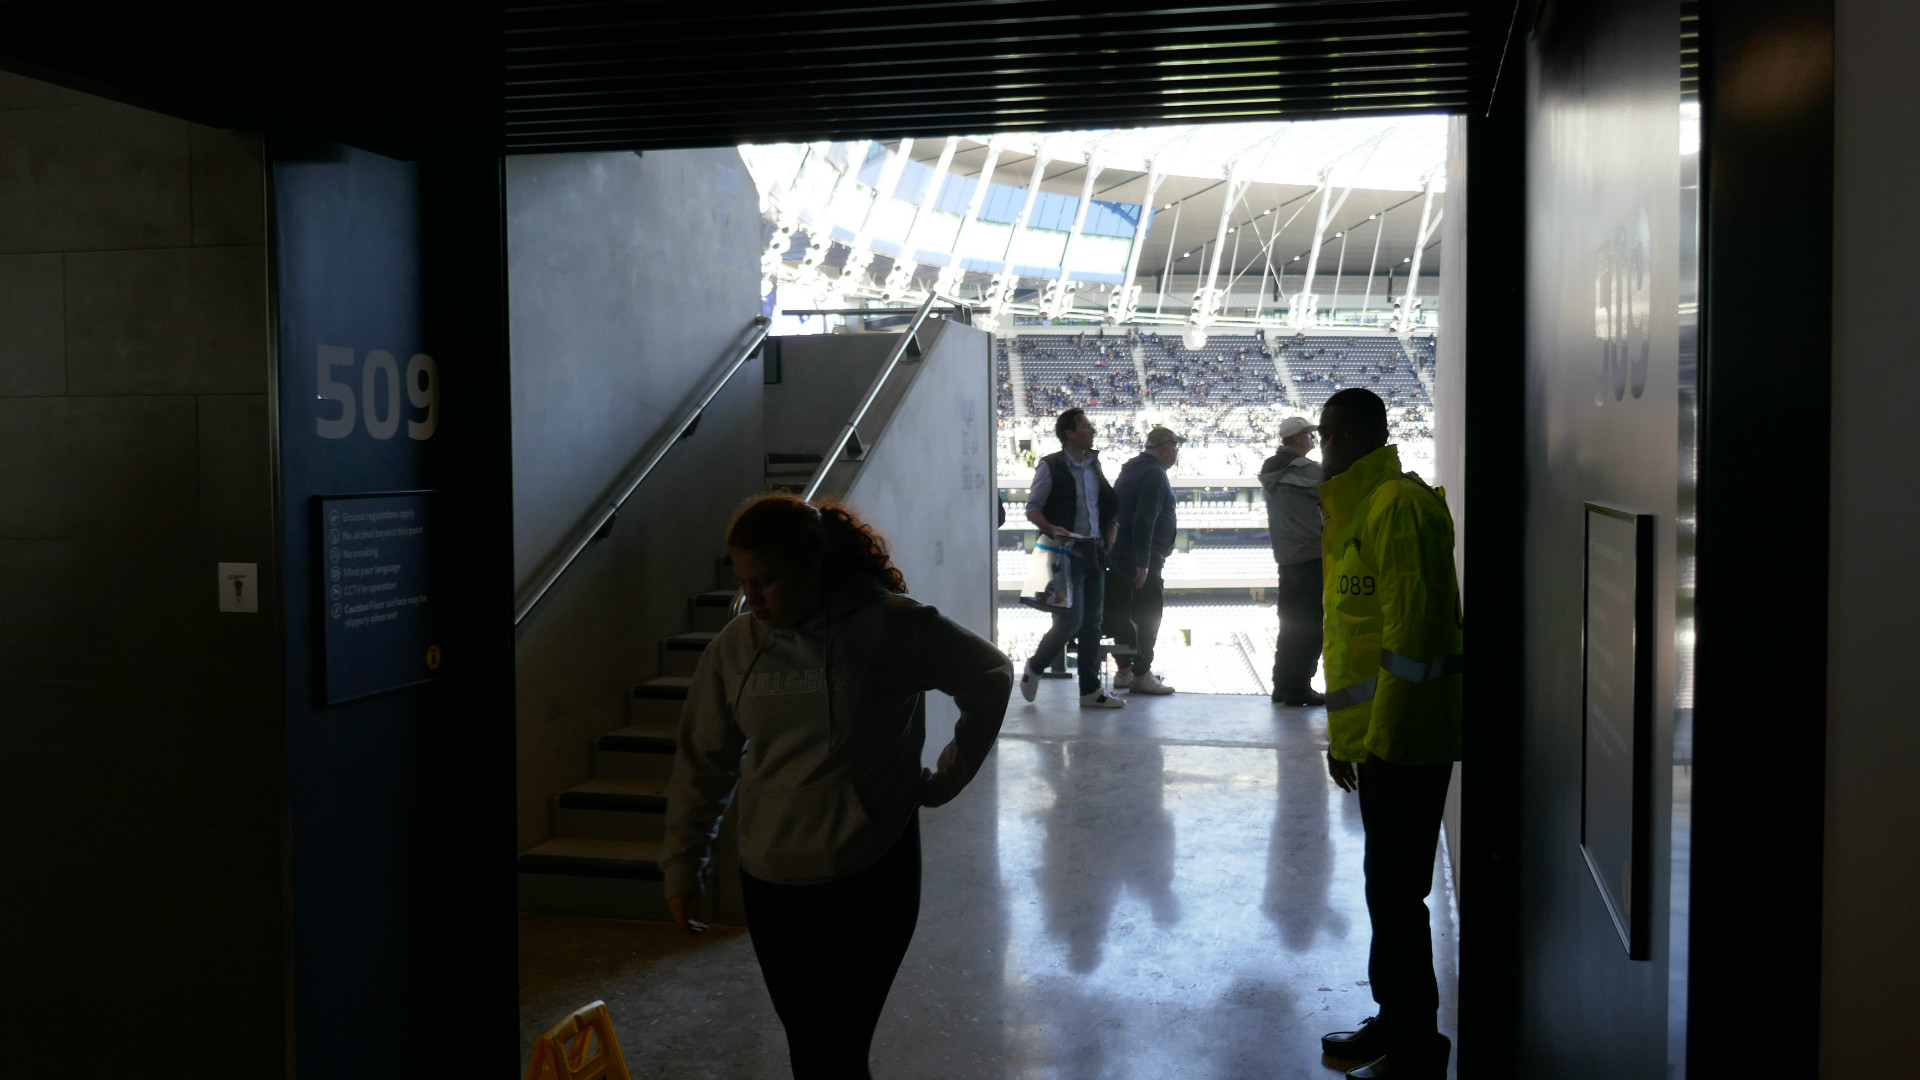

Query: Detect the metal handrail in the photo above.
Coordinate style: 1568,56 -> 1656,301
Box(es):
800,292 -> 969,502
514,315 -> 774,626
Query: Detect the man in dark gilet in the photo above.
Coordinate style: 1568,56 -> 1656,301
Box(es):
1019,408 -> 1126,709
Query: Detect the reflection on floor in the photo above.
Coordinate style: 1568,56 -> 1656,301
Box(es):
520,683 -> 1459,1079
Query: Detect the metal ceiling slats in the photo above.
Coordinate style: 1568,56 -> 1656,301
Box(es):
501,1 -> 1498,151
0,2 -> 1505,157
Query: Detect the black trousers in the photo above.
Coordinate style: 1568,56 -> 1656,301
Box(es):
739,814 -> 922,1080
1274,557 -> 1323,698
1103,561 -> 1165,673
1358,757 -> 1453,1043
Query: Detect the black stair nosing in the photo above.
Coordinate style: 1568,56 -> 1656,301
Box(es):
632,681 -> 690,700
765,452 -> 824,465
557,789 -> 669,814
517,853 -> 664,881
599,732 -> 677,754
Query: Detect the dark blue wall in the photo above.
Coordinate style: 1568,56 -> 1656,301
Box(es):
273,138 -> 517,1074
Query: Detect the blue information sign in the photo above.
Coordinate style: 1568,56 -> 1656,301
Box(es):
317,491 -> 439,704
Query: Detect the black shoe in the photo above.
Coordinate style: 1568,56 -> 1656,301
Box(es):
1279,689 -> 1327,707
1345,1034 -> 1451,1079
1321,1017 -> 1387,1062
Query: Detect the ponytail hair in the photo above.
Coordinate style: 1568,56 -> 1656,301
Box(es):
726,493 -> 908,594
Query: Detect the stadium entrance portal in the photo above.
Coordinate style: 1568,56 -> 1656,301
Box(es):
739,122 -> 1446,694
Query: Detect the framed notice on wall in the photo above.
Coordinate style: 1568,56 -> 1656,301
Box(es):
1582,502 -> 1654,959
315,491 -> 440,705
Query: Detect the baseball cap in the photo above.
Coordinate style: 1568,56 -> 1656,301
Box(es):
1144,425 -> 1187,448
1278,415 -> 1319,439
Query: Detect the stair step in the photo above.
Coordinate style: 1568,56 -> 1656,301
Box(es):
517,838 -> 672,921
632,676 -> 691,700
660,631 -> 718,676
517,838 -> 663,880
689,590 -> 740,631
595,722 -> 677,780
765,452 -> 824,465
554,778 -> 669,842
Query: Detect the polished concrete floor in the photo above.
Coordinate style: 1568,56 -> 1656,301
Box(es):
520,681 -> 1458,1078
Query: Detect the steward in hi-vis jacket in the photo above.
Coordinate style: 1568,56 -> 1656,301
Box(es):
1312,387 -> 1461,1080
1319,443 -> 1464,765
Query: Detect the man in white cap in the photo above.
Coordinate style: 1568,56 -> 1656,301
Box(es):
1260,415 -> 1327,706
1106,425 -> 1186,695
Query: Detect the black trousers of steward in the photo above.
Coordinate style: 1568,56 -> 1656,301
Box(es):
740,813 -> 922,1080
1358,756 -> 1453,1046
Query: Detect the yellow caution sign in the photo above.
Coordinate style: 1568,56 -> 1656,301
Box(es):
426,645 -> 442,670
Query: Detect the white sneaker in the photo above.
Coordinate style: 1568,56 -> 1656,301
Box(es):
1113,668 -> 1136,690
1080,689 -> 1127,709
1130,671 -> 1175,695
1020,663 -> 1040,703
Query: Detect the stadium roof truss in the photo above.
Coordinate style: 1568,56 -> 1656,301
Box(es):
743,117 -> 1449,336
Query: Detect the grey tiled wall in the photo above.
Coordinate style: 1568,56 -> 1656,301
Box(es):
0,71 -> 281,1072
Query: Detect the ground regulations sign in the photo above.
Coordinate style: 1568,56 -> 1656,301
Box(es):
316,491 -> 439,704
1581,502 -> 1654,959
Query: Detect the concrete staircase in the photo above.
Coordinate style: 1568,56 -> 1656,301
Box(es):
516,557 -> 746,923
517,327 -> 940,924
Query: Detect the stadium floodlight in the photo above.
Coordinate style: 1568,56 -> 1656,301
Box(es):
1403,256 -> 1412,263
1370,213 -> 1379,219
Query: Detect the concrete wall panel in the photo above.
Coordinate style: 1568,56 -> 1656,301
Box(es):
844,319 -> 997,766
0,99 -> 190,252
0,252 -> 64,394
0,72 -> 278,1077
65,246 -> 267,394
509,148 -> 766,851
1824,1 -> 1920,1071
188,125 -> 264,246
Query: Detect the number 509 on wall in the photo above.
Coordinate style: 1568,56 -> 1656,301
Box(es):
315,344 -> 439,440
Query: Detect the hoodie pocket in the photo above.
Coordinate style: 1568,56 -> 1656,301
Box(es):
737,780 -> 877,882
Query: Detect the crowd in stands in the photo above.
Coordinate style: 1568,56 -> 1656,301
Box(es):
994,327 -> 1438,480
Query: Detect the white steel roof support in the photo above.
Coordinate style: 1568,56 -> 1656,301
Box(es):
1360,210 -> 1386,316
880,136 -> 959,303
1287,173 -> 1357,328
798,140 -> 871,301
1187,161 -> 1253,345
837,137 -> 914,298
981,145 -> 1054,332
760,142 -> 826,295
1392,184 -> 1442,332
1106,164 -> 1167,324
1152,199 -> 1181,317
1041,154 -> 1105,319
932,137 -> 1005,299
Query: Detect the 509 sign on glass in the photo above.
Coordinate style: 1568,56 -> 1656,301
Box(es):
315,344 -> 440,441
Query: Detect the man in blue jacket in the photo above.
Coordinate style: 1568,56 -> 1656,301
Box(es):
1107,425 -> 1185,695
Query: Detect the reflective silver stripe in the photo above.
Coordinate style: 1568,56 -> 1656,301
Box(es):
1380,649 -> 1465,684
1325,678 -> 1378,712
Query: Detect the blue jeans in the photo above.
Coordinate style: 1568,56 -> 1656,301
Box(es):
1028,551 -> 1107,695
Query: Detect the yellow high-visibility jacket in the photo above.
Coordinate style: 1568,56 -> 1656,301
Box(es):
1320,444 -> 1463,764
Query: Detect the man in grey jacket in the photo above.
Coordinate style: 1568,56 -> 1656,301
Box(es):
1107,425 -> 1185,695
1260,415 -> 1327,706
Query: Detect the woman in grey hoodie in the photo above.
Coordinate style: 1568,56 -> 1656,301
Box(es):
662,494 -> 1014,1079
